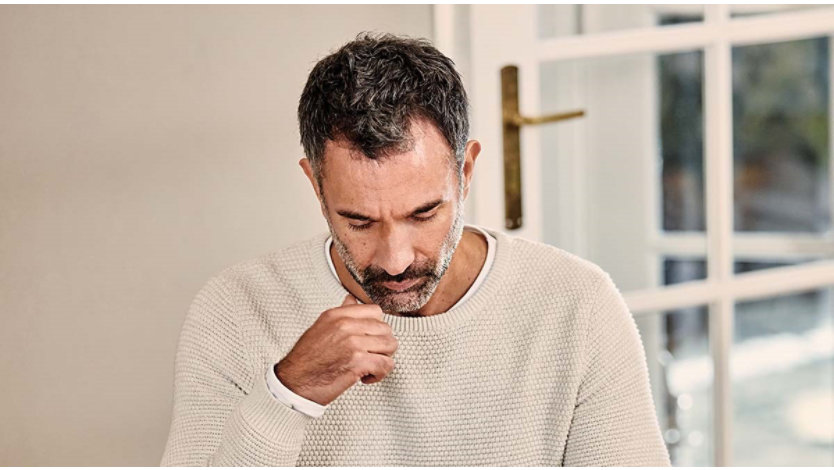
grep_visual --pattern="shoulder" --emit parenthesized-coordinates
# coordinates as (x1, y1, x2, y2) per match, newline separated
(180, 233, 329, 351)
(182, 232, 329, 337)
(204, 232, 328, 298)
(476, 227, 619, 332)
(493, 229, 610, 292)
(489, 231, 635, 348)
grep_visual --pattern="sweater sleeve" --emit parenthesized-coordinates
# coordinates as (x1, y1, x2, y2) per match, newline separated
(160, 275, 312, 466)
(562, 271, 671, 467)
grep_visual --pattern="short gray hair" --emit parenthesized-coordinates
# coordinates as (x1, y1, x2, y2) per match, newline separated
(297, 32, 470, 183)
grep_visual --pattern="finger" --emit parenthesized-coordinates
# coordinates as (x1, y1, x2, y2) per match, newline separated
(370, 353, 395, 378)
(332, 303, 384, 320)
(341, 293, 358, 306)
(361, 374, 380, 385)
(352, 334, 398, 356)
(335, 317, 392, 337)
(357, 353, 395, 383)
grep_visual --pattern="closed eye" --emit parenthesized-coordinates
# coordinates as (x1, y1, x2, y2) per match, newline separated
(411, 200, 443, 221)
(413, 211, 438, 222)
(348, 221, 373, 232)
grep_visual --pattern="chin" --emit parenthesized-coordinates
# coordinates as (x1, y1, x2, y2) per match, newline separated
(376, 294, 426, 314)
(374, 282, 436, 314)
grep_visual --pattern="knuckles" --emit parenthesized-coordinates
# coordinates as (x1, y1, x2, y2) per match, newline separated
(383, 335, 399, 351)
(349, 349, 364, 364)
(321, 308, 339, 321)
(344, 334, 361, 351)
(379, 355, 395, 373)
(333, 316, 351, 332)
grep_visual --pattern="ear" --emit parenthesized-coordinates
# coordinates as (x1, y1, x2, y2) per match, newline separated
(299, 157, 327, 216)
(461, 140, 481, 200)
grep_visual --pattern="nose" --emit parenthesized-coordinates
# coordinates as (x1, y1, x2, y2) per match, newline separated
(374, 224, 415, 276)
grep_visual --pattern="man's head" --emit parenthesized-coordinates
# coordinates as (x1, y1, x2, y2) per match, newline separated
(296, 32, 480, 315)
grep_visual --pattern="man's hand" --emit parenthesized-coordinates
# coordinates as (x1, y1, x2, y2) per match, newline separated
(274, 294, 398, 406)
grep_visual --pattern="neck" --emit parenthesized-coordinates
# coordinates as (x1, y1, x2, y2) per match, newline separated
(330, 227, 488, 317)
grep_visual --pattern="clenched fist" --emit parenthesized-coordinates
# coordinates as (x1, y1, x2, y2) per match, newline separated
(274, 294, 399, 406)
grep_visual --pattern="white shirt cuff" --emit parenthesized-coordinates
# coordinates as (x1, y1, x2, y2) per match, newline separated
(265, 365, 328, 418)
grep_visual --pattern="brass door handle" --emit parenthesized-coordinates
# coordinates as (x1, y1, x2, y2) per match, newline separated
(501, 65, 585, 230)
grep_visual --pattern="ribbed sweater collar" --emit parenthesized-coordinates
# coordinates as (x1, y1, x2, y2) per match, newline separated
(310, 226, 510, 334)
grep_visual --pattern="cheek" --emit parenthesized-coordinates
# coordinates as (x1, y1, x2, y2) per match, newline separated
(340, 232, 374, 263)
(419, 213, 456, 254)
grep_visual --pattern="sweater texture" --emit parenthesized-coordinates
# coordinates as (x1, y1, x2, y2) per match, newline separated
(160, 227, 671, 466)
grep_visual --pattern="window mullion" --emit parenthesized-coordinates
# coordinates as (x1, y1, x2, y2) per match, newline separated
(829, 35, 834, 234)
(704, 3, 734, 467)
(653, 232, 834, 258)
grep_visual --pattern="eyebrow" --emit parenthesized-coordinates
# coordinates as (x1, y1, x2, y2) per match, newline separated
(336, 199, 445, 221)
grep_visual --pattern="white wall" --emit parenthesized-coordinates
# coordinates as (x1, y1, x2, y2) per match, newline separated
(0, 5, 432, 465)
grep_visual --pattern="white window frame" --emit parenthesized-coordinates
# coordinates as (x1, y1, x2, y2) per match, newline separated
(435, 5, 834, 466)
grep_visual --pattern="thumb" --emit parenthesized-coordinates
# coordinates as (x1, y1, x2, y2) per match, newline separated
(342, 293, 358, 306)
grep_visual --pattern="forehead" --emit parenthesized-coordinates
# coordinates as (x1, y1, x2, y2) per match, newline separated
(320, 118, 456, 210)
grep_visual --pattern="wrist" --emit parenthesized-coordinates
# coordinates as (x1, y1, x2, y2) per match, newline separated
(266, 363, 328, 418)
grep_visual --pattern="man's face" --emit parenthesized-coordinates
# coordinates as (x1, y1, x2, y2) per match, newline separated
(314, 118, 465, 315)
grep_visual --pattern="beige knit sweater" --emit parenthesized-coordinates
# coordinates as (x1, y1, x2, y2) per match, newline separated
(160, 227, 671, 466)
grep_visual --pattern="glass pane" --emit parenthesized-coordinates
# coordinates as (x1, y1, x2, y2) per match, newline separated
(664, 257, 707, 285)
(537, 5, 704, 39)
(730, 4, 834, 18)
(733, 287, 834, 465)
(636, 307, 712, 466)
(539, 50, 705, 291)
(661, 50, 706, 231)
(732, 37, 831, 233)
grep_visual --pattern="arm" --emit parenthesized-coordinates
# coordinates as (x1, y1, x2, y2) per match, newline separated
(160, 276, 312, 466)
(562, 271, 671, 466)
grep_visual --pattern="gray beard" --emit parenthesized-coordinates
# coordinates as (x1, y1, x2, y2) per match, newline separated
(328, 200, 465, 316)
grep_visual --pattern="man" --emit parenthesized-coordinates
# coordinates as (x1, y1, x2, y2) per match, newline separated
(161, 32, 671, 466)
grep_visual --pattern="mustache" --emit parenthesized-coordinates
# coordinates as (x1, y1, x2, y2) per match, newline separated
(361, 263, 436, 284)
